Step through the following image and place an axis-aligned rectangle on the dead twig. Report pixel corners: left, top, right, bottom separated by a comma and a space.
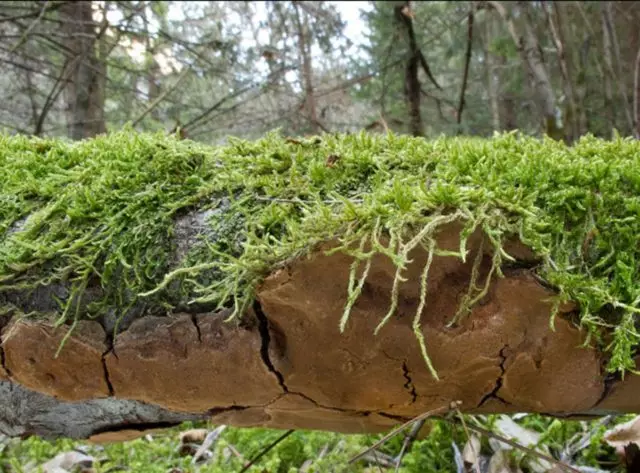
192, 425, 227, 465
132, 67, 190, 127
452, 420, 582, 473
456, 5, 475, 131
239, 429, 294, 473
394, 419, 426, 473
453, 405, 481, 473
349, 402, 461, 465
9, 0, 50, 52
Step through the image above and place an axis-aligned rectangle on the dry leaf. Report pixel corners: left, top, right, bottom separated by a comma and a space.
179, 428, 208, 445
463, 434, 482, 468
488, 449, 522, 473
325, 154, 341, 167
192, 425, 227, 464
603, 415, 640, 448
41, 451, 94, 473
494, 416, 552, 473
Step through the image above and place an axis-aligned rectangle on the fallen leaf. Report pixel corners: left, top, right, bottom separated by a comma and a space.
493, 416, 552, 473
495, 416, 541, 447
325, 154, 341, 167
179, 428, 208, 445
192, 425, 227, 464
41, 451, 94, 473
604, 415, 640, 448
488, 449, 521, 473
463, 434, 482, 468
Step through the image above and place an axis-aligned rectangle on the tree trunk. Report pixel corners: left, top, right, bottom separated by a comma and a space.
60, 1, 106, 140
484, 15, 501, 133
395, 2, 423, 137
545, 2, 578, 142
292, 1, 319, 133
488, 1, 563, 140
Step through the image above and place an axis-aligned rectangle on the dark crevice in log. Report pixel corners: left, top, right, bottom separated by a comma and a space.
477, 345, 510, 408
401, 361, 417, 404
190, 313, 202, 343
376, 412, 410, 423
0, 314, 12, 379
594, 370, 622, 408
90, 421, 185, 437
101, 332, 115, 397
209, 405, 251, 416
254, 299, 288, 393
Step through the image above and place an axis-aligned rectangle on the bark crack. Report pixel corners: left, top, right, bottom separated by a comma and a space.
477, 345, 510, 408
0, 341, 10, 379
402, 361, 418, 403
90, 421, 184, 437
0, 319, 13, 379
253, 299, 288, 393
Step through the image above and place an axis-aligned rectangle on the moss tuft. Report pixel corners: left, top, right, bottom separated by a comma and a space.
2, 129, 640, 375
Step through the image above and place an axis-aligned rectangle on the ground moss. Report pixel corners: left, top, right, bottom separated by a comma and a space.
1, 128, 640, 376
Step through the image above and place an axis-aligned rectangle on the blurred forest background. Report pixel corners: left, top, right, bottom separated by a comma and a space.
1, 0, 640, 144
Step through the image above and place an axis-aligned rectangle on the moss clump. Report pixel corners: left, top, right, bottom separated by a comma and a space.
1, 128, 640, 376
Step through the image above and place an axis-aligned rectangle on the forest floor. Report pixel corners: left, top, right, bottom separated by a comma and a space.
1, 413, 635, 473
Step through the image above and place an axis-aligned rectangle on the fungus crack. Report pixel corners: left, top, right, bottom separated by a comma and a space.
477, 345, 509, 408
101, 334, 116, 397
402, 361, 417, 403
253, 300, 288, 393
594, 371, 622, 407
190, 314, 202, 343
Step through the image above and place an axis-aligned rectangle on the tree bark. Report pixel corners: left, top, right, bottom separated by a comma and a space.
60, 1, 106, 140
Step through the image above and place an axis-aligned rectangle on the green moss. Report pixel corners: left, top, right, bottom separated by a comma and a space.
2, 128, 640, 376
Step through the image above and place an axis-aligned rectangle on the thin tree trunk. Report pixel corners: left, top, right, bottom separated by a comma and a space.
395, 1, 423, 137
601, 5, 616, 134
544, 2, 578, 142
484, 16, 501, 132
292, 1, 319, 133
142, 3, 161, 122
487, 1, 563, 140
602, 2, 635, 137
456, 7, 474, 133
634, 46, 640, 139
60, 1, 106, 140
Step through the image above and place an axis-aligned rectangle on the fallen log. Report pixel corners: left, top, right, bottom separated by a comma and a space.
1, 130, 639, 440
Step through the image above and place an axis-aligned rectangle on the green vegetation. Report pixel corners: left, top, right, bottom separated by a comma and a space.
0, 415, 623, 472
2, 129, 640, 375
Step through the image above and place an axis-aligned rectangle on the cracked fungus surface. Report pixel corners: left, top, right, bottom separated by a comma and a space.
1, 129, 640, 375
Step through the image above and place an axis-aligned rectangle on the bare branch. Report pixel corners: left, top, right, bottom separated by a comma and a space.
8, 0, 50, 52
456, 5, 475, 131
132, 67, 190, 127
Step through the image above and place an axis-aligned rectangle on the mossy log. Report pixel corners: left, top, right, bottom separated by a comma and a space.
1, 130, 640, 440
